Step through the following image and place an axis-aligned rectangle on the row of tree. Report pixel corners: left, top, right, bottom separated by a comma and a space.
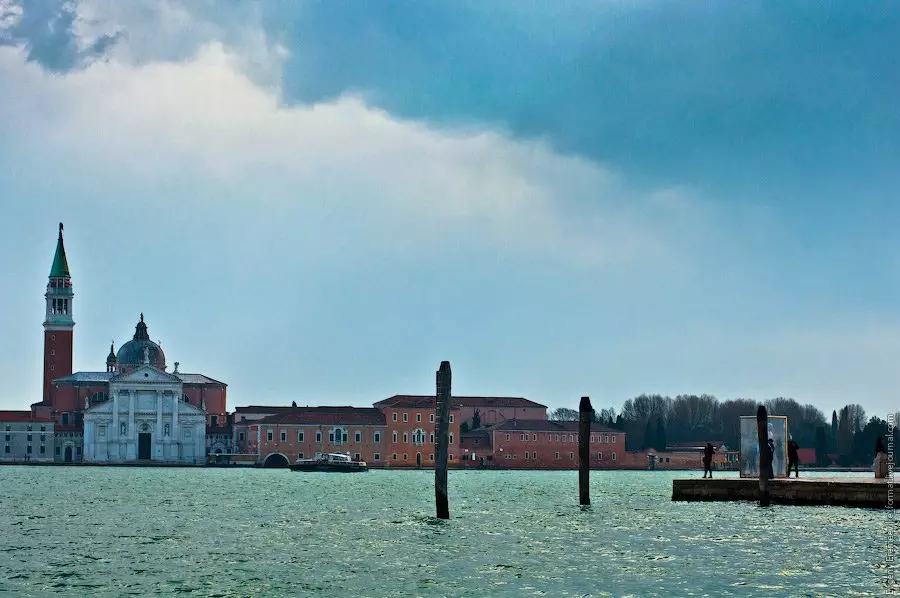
549, 395, 899, 467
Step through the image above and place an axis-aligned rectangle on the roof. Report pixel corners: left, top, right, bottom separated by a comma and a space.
53, 372, 113, 384
373, 395, 465, 409
453, 396, 546, 409
0, 411, 53, 423
51, 371, 224, 386
491, 419, 619, 433
176, 373, 226, 386
234, 405, 300, 414
257, 407, 386, 426
49, 224, 70, 278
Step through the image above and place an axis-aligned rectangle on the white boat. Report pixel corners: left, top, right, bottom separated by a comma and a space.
290, 452, 368, 472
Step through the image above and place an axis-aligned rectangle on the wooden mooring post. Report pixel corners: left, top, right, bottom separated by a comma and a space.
579, 396, 593, 506
756, 405, 770, 507
435, 361, 452, 519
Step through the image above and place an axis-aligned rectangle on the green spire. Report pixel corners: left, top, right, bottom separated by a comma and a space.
49, 222, 70, 278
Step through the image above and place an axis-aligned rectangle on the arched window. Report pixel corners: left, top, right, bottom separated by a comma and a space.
412, 429, 426, 446
330, 427, 347, 445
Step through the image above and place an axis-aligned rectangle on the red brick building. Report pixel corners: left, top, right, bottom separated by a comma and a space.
489, 420, 625, 469
373, 395, 463, 468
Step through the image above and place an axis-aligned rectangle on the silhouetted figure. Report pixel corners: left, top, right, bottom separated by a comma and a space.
875, 436, 889, 478
787, 438, 800, 477
766, 438, 775, 479
702, 443, 715, 478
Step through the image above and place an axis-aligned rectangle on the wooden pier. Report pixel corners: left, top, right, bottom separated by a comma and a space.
672, 476, 894, 509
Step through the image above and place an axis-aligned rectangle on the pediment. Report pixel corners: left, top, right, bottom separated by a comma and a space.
111, 365, 182, 384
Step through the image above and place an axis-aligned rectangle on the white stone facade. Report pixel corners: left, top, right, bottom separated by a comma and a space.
83, 365, 206, 464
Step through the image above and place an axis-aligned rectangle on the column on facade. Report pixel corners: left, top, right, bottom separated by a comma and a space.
112, 391, 119, 441
173, 392, 180, 457
156, 390, 163, 458
128, 391, 135, 439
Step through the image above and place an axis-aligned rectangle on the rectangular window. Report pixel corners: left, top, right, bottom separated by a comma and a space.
280, 431, 287, 442
429, 453, 434, 461
210, 415, 218, 427
555, 434, 559, 442
27, 445, 32, 454
403, 453, 408, 461
374, 432, 381, 443
430, 433, 434, 444
506, 433, 510, 441
611, 435, 617, 443
27, 434, 32, 442
392, 453, 397, 460
449, 415, 454, 424
569, 434, 574, 442
416, 414, 422, 422
329, 432, 335, 442
569, 452, 574, 459
555, 452, 560, 459
403, 413, 408, 422
604, 435, 609, 443
40, 425, 46, 432
355, 431, 361, 443
267, 431, 273, 442
520, 434, 526, 441
429, 414, 434, 423
532, 434, 537, 441
533, 452, 537, 460
40, 434, 45, 442
598, 452, 603, 459
449, 433, 454, 445
374, 453, 381, 461
316, 431, 322, 442
525, 451, 529, 459
238, 432, 245, 441
61, 413, 69, 426
392, 431, 398, 443
298, 452, 304, 460
612, 452, 617, 461
40, 445, 45, 454
354, 453, 361, 461
403, 432, 408, 444
591, 435, 595, 443
449, 454, 454, 460
548, 434, 552, 442
298, 431, 304, 443
392, 413, 397, 422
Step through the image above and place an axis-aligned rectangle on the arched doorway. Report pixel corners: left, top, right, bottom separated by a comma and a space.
263, 453, 290, 468
64, 446, 73, 463
416, 452, 422, 467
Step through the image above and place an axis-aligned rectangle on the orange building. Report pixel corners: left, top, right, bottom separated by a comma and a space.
488, 420, 625, 469
373, 395, 463, 468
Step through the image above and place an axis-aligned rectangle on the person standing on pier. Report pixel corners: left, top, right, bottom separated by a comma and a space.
702, 443, 716, 478
787, 437, 800, 477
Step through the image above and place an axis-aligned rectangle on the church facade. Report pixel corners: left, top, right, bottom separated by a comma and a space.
31, 224, 228, 463
84, 365, 206, 464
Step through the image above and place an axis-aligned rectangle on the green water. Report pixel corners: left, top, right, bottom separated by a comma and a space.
0, 467, 893, 596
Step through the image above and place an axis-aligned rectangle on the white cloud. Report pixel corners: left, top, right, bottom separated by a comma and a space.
0, 31, 707, 268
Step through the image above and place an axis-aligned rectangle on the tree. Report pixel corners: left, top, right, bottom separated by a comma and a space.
814, 426, 829, 467
643, 420, 655, 450
291, 400, 297, 408
718, 399, 758, 450
852, 416, 886, 466
667, 394, 719, 443
471, 409, 481, 430
655, 417, 667, 451
831, 410, 838, 451
460, 422, 470, 433
549, 408, 579, 421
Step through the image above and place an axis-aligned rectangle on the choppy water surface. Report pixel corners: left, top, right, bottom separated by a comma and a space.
0, 467, 893, 596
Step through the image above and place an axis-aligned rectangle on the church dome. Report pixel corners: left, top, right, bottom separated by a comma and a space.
116, 314, 166, 370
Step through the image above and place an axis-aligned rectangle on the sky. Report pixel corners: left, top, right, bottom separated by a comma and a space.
0, 1, 897, 418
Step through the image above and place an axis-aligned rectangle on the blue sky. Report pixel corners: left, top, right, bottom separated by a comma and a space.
1, 1, 897, 417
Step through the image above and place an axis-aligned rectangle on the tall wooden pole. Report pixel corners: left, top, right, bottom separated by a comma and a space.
579, 396, 593, 506
435, 361, 452, 519
756, 405, 770, 507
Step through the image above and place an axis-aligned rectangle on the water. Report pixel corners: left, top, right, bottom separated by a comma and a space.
0, 467, 893, 596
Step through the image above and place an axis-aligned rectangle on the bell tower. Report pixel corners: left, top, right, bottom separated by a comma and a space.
43, 222, 75, 402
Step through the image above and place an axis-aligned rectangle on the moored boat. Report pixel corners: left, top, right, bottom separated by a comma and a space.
290, 452, 368, 472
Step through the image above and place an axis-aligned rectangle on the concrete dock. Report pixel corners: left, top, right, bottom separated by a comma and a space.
672, 476, 895, 509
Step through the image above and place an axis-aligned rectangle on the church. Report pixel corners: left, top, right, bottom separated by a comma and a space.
31, 224, 228, 463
